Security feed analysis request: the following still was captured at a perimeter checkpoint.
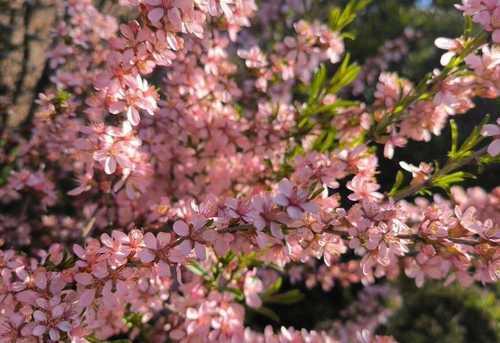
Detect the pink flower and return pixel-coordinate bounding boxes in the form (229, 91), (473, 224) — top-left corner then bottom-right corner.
(100, 230), (132, 267)
(274, 179), (318, 219)
(243, 270), (263, 308)
(67, 172), (94, 196)
(247, 195), (289, 234)
(172, 219), (208, 261)
(110, 75), (159, 126)
(92, 122), (141, 175)
(31, 296), (72, 341)
(138, 232), (171, 262)
(145, 0), (167, 24)
(434, 37), (464, 66)
(457, 0), (500, 43)
(237, 47), (267, 68)
(382, 129), (407, 159)
(482, 118), (500, 156)
(374, 72), (412, 110)
(405, 245), (451, 287)
(400, 161), (434, 186)
(346, 175), (383, 202)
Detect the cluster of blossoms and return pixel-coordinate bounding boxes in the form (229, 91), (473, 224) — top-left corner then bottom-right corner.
(326, 285), (401, 343)
(352, 28), (420, 96)
(289, 259), (362, 292)
(457, 0), (500, 42)
(0, 0), (499, 342)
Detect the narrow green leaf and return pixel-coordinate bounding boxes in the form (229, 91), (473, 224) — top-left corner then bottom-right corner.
(262, 289), (305, 305)
(309, 64), (327, 104)
(329, 0), (372, 31)
(432, 171), (476, 191)
(252, 306), (280, 322)
(464, 16), (473, 37)
(327, 54), (360, 94)
(298, 116), (310, 129)
(449, 119), (459, 158)
(186, 261), (209, 277)
(310, 100), (359, 116)
(312, 131), (328, 151)
(224, 287), (244, 301)
(479, 154), (500, 166)
(262, 277), (282, 297)
(389, 170), (405, 196)
(458, 114), (490, 156)
(320, 130), (336, 152)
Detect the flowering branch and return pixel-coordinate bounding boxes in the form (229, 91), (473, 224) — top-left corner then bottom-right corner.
(391, 145), (488, 201)
(370, 33), (487, 141)
(1, 0), (499, 342)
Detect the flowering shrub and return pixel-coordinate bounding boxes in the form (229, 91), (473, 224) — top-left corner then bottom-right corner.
(0, 0), (499, 342)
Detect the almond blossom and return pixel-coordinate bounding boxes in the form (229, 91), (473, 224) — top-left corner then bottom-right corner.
(0, 0), (498, 341)
(274, 179), (318, 219)
(482, 118), (500, 156)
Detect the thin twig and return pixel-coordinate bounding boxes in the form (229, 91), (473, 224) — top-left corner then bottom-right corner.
(391, 146), (488, 201)
(12, 2), (33, 104)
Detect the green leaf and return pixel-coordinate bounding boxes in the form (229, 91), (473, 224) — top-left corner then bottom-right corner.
(312, 131), (328, 151)
(327, 54), (360, 94)
(0, 165), (12, 187)
(308, 64), (327, 105)
(432, 171), (476, 191)
(449, 119), (459, 158)
(123, 312), (143, 329)
(262, 289), (305, 305)
(416, 188), (433, 197)
(186, 261), (209, 277)
(262, 277), (282, 297)
(309, 185), (326, 200)
(479, 154), (500, 166)
(341, 31), (357, 40)
(389, 170), (405, 197)
(224, 287), (244, 301)
(45, 250), (76, 271)
(286, 145), (304, 162)
(329, 0), (372, 32)
(298, 116), (311, 129)
(220, 251), (236, 266)
(55, 89), (72, 106)
(464, 16), (474, 38)
(449, 115), (490, 160)
(309, 100), (359, 116)
(457, 114), (490, 157)
(320, 130), (336, 152)
(252, 306), (280, 322)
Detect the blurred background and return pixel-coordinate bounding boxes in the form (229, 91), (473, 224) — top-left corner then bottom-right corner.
(1, 1), (499, 342)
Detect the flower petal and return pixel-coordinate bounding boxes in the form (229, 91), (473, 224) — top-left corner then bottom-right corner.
(148, 8), (164, 23)
(104, 157), (116, 175)
(173, 220), (190, 236)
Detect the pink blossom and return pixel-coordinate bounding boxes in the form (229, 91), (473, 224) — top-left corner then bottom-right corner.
(31, 296), (72, 341)
(274, 179), (318, 219)
(482, 118), (500, 156)
(434, 37), (464, 66)
(171, 219), (208, 261)
(243, 270), (263, 308)
(346, 175), (383, 202)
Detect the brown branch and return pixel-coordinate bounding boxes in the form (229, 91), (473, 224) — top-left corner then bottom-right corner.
(22, 59), (51, 137)
(12, 1), (33, 104)
(394, 233), (495, 247)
